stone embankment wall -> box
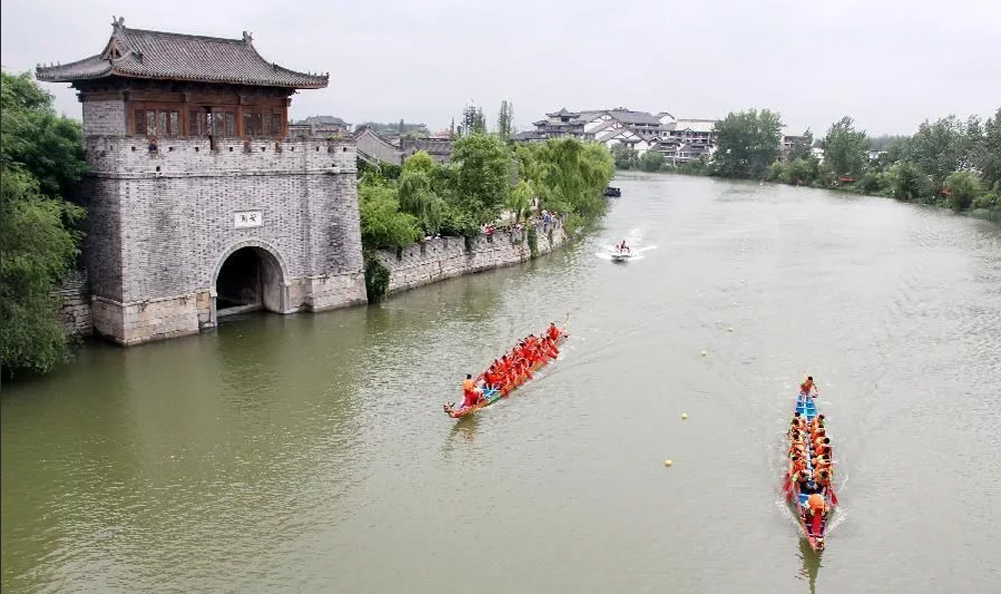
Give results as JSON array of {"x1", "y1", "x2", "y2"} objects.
[
  {"x1": 58, "y1": 271, "x2": 92, "y2": 337},
  {"x1": 375, "y1": 220, "x2": 568, "y2": 295}
]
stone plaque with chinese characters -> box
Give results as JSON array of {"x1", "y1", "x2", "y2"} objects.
[{"x1": 234, "y1": 210, "x2": 263, "y2": 228}]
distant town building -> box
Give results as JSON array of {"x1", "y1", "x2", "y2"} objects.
[
  {"x1": 519, "y1": 106, "x2": 718, "y2": 162},
  {"x1": 287, "y1": 115, "x2": 351, "y2": 138},
  {"x1": 530, "y1": 108, "x2": 591, "y2": 139},
  {"x1": 400, "y1": 136, "x2": 453, "y2": 163},
  {"x1": 781, "y1": 128, "x2": 809, "y2": 155},
  {"x1": 353, "y1": 126, "x2": 403, "y2": 165}
]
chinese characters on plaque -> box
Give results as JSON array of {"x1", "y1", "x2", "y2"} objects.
[{"x1": 233, "y1": 210, "x2": 264, "y2": 229}]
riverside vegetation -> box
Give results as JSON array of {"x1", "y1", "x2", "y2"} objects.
[
  {"x1": 614, "y1": 107, "x2": 1001, "y2": 221},
  {"x1": 1, "y1": 72, "x2": 88, "y2": 377},
  {"x1": 357, "y1": 102, "x2": 614, "y2": 302}
]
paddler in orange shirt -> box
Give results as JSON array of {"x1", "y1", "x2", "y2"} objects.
[
  {"x1": 461, "y1": 374, "x2": 483, "y2": 409},
  {"x1": 806, "y1": 493, "x2": 826, "y2": 534},
  {"x1": 547, "y1": 322, "x2": 560, "y2": 341}
]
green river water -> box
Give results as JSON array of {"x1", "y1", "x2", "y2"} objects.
[{"x1": 3, "y1": 172, "x2": 1000, "y2": 593}]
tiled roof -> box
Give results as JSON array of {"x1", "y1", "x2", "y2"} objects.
[
  {"x1": 545, "y1": 107, "x2": 580, "y2": 117},
  {"x1": 35, "y1": 18, "x2": 327, "y2": 89},
  {"x1": 672, "y1": 119, "x2": 718, "y2": 133},
  {"x1": 300, "y1": 116, "x2": 347, "y2": 125}
]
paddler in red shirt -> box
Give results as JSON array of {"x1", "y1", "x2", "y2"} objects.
[{"x1": 547, "y1": 323, "x2": 560, "y2": 341}]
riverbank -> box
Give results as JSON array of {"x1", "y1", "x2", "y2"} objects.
[{"x1": 375, "y1": 219, "x2": 567, "y2": 296}]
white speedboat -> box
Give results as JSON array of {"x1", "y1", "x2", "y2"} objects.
[{"x1": 611, "y1": 249, "x2": 633, "y2": 262}]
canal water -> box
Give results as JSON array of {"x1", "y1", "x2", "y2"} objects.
[{"x1": 3, "y1": 173, "x2": 1000, "y2": 593}]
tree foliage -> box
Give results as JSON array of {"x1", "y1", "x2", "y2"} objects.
[
  {"x1": 1, "y1": 72, "x2": 88, "y2": 201},
  {"x1": 1, "y1": 167, "x2": 86, "y2": 375},
  {"x1": 358, "y1": 182, "x2": 421, "y2": 248},
  {"x1": 822, "y1": 116, "x2": 868, "y2": 178},
  {"x1": 497, "y1": 100, "x2": 514, "y2": 141},
  {"x1": 637, "y1": 150, "x2": 666, "y2": 172},
  {"x1": 1, "y1": 72, "x2": 89, "y2": 376},
  {"x1": 449, "y1": 133, "x2": 512, "y2": 225},
  {"x1": 712, "y1": 109, "x2": 783, "y2": 179},
  {"x1": 943, "y1": 171, "x2": 980, "y2": 212},
  {"x1": 611, "y1": 144, "x2": 638, "y2": 170},
  {"x1": 787, "y1": 129, "x2": 814, "y2": 162},
  {"x1": 977, "y1": 108, "x2": 1001, "y2": 190},
  {"x1": 458, "y1": 104, "x2": 487, "y2": 136},
  {"x1": 908, "y1": 115, "x2": 976, "y2": 186},
  {"x1": 517, "y1": 138, "x2": 614, "y2": 221}
]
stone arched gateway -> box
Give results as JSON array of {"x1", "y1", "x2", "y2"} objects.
[
  {"x1": 36, "y1": 22, "x2": 369, "y2": 346},
  {"x1": 212, "y1": 241, "x2": 290, "y2": 320}
]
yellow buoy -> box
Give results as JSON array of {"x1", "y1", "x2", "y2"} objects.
[
  {"x1": 664, "y1": 460, "x2": 673, "y2": 467},
  {"x1": 701, "y1": 350, "x2": 707, "y2": 357},
  {"x1": 681, "y1": 413, "x2": 688, "y2": 420},
  {"x1": 727, "y1": 326, "x2": 734, "y2": 332}
]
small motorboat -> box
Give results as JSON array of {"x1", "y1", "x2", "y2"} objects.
[
  {"x1": 611, "y1": 248, "x2": 633, "y2": 262},
  {"x1": 604, "y1": 186, "x2": 622, "y2": 198}
]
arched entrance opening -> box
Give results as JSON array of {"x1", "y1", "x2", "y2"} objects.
[{"x1": 215, "y1": 246, "x2": 285, "y2": 317}]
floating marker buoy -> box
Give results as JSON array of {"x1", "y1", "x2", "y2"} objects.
[
  {"x1": 681, "y1": 413, "x2": 688, "y2": 420},
  {"x1": 664, "y1": 460, "x2": 673, "y2": 467},
  {"x1": 727, "y1": 327, "x2": 734, "y2": 332},
  {"x1": 701, "y1": 350, "x2": 707, "y2": 357}
]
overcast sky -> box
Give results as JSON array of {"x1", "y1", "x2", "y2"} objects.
[{"x1": 2, "y1": 0, "x2": 999, "y2": 136}]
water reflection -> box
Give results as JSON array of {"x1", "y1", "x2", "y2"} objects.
[
  {"x1": 797, "y1": 537, "x2": 822, "y2": 594},
  {"x1": 443, "y1": 415, "x2": 480, "y2": 455}
]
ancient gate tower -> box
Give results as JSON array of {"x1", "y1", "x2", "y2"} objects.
[{"x1": 37, "y1": 18, "x2": 366, "y2": 345}]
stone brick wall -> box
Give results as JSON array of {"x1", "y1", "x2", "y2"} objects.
[
  {"x1": 375, "y1": 220, "x2": 568, "y2": 295},
  {"x1": 82, "y1": 100, "x2": 127, "y2": 136},
  {"x1": 57, "y1": 270, "x2": 92, "y2": 337},
  {"x1": 83, "y1": 136, "x2": 366, "y2": 345}
]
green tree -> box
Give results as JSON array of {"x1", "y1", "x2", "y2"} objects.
[
  {"x1": 518, "y1": 138, "x2": 613, "y2": 221},
  {"x1": 1, "y1": 72, "x2": 89, "y2": 376},
  {"x1": 357, "y1": 183, "x2": 421, "y2": 248},
  {"x1": 908, "y1": 115, "x2": 974, "y2": 187},
  {"x1": 977, "y1": 107, "x2": 1001, "y2": 189},
  {"x1": 448, "y1": 133, "x2": 511, "y2": 226},
  {"x1": 458, "y1": 104, "x2": 487, "y2": 136},
  {"x1": 611, "y1": 144, "x2": 638, "y2": 170},
  {"x1": 888, "y1": 161, "x2": 930, "y2": 202},
  {"x1": 497, "y1": 100, "x2": 514, "y2": 141},
  {"x1": 1, "y1": 72, "x2": 88, "y2": 200},
  {"x1": 767, "y1": 160, "x2": 791, "y2": 184},
  {"x1": 1, "y1": 167, "x2": 86, "y2": 375},
  {"x1": 712, "y1": 109, "x2": 783, "y2": 179},
  {"x1": 822, "y1": 116, "x2": 868, "y2": 179},
  {"x1": 789, "y1": 157, "x2": 819, "y2": 185},
  {"x1": 943, "y1": 171, "x2": 981, "y2": 211},
  {"x1": 506, "y1": 179, "x2": 533, "y2": 222},
  {"x1": 637, "y1": 150, "x2": 665, "y2": 172},
  {"x1": 788, "y1": 129, "x2": 814, "y2": 162},
  {"x1": 398, "y1": 151, "x2": 446, "y2": 236}
]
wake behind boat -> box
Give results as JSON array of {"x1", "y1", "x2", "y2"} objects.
[
  {"x1": 782, "y1": 383, "x2": 838, "y2": 552},
  {"x1": 443, "y1": 320, "x2": 568, "y2": 419}
]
